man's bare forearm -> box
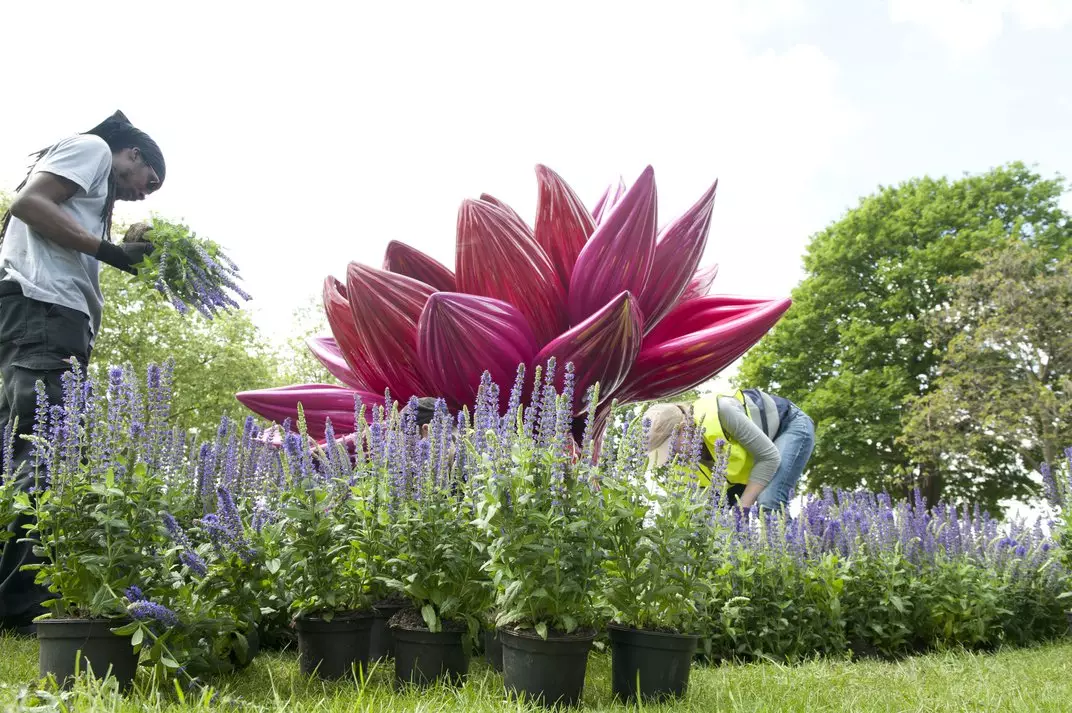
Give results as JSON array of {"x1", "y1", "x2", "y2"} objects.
[{"x1": 10, "y1": 193, "x2": 103, "y2": 256}]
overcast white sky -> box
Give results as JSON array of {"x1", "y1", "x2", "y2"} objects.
[{"x1": 2, "y1": 0, "x2": 1071, "y2": 362}]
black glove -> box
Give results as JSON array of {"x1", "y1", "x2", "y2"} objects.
[{"x1": 96, "y1": 240, "x2": 154, "y2": 275}]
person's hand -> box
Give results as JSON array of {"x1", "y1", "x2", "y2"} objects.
[{"x1": 121, "y1": 241, "x2": 155, "y2": 267}]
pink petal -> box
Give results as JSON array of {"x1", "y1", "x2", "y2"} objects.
[
  {"x1": 613, "y1": 297, "x2": 792, "y2": 402},
  {"x1": 590, "y1": 185, "x2": 611, "y2": 223},
  {"x1": 307, "y1": 334, "x2": 369, "y2": 391},
  {"x1": 418, "y1": 292, "x2": 539, "y2": 410},
  {"x1": 533, "y1": 165, "x2": 596, "y2": 287},
  {"x1": 382, "y1": 240, "x2": 456, "y2": 292},
  {"x1": 592, "y1": 176, "x2": 627, "y2": 225},
  {"x1": 568, "y1": 166, "x2": 657, "y2": 326},
  {"x1": 455, "y1": 198, "x2": 568, "y2": 346},
  {"x1": 532, "y1": 291, "x2": 642, "y2": 414},
  {"x1": 480, "y1": 193, "x2": 532, "y2": 235},
  {"x1": 639, "y1": 180, "x2": 718, "y2": 334},
  {"x1": 347, "y1": 263, "x2": 436, "y2": 402},
  {"x1": 236, "y1": 384, "x2": 385, "y2": 441},
  {"x1": 644, "y1": 295, "x2": 771, "y2": 347},
  {"x1": 679, "y1": 264, "x2": 719, "y2": 303},
  {"x1": 323, "y1": 276, "x2": 390, "y2": 395}
]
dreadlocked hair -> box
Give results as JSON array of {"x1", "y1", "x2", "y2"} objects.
[{"x1": 1, "y1": 110, "x2": 163, "y2": 249}]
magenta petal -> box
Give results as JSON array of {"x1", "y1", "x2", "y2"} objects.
[
  {"x1": 590, "y1": 185, "x2": 611, "y2": 223},
  {"x1": 382, "y1": 240, "x2": 456, "y2": 292},
  {"x1": 323, "y1": 276, "x2": 390, "y2": 395},
  {"x1": 568, "y1": 166, "x2": 657, "y2": 326},
  {"x1": 418, "y1": 292, "x2": 539, "y2": 410},
  {"x1": 307, "y1": 334, "x2": 368, "y2": 391},
  {"x1": 532, "y1": 291, "x2": 643, "y2": 414},
  {"x1": 456, "y1": 198, "x2": 568, "y2": 346},
  {"x1": 534, "y1": 165, "x2": 596, "y2": 287},
  {"x1": 235, "y1": 384, "x2": 385, "y2": 441},
  {"x1": 679, "y1": 264, "x2": 719, "y2": 304},
  {"x1": 347, "y1": 264, "x2": 436, "y2": 403},
  {"x1": 614, "y1": 297, "x2": 792, "y2": 402},
  {"x1": 592, "y1": 176, "x2": 627, "y2": 225},
  {"x1": 639, "y1": 180, "x2": 718, "y2": 334},
  {"x1": 644, "y1": 295, "x2": 773, "y2": 347},
  {"x1": 479, "y1": 193, "x2": 532, "y2": 236}
]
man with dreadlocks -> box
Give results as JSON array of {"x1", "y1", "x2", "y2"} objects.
[{"x1": 0, "y1": 110, "x2": 165, "y2": 635}]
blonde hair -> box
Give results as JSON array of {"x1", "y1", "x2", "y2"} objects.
[{"x1": 642, "y1": 403, "x2": 691, "y2": 453}]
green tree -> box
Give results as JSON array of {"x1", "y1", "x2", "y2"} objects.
[
  {"x1": 273, "y1": 291, "x2": 337, "y2": 386},
  {"x1": 736, "y1": 162, "x2": 1072, "y2": 505},
  {"x1": 901, "y1": 241, "x2": 1072, "y2": 508},
  {"x1": 92, "y1": 265, "x2": 280, "y2": 435}
]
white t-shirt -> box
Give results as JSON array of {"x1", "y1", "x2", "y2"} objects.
[{"x1": 0, "y1": 134, "x2": 112, "y2": 341}]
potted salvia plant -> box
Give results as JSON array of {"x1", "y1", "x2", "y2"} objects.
[
  {"x1": 374, "y1": 398, "x2": 494, "y2": 687},
  {"x1": 19, "y1": 363, "x2": 179, "y2": 690},
  {"x1": 278, "y1": 412, "x2": 375, "y2": 680},
  {"x1": 601, "y1": 411, "x2": 715, "y2": 701},
  {"x1": 345, "y1": 401, "x2": 408, "y2": 663},
  {"x1": 475, "y1": 361, "x2": 607, "y2": 707}
]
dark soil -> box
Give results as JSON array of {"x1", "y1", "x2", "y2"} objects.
[
  {"x1": 388, "y1": 607, "x2": 467, "y2": 632},
  {"x1": 501, "y1": 624, "x2": 598, "y2": 640},
  {"x1": 609, "y1": 621, "x2": 688, "y2": 635}
]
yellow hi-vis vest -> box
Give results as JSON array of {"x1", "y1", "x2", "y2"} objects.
[{"x1": 693, "y1": 391, "x2": 754, "y2": 487}]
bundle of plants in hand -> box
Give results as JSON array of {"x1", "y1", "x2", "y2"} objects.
[{"x1": 124, "y1": 217, "x2": 250, "y2": 319}]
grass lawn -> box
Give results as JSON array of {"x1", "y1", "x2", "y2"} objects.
[{"x1": 3, "y1": 634, "x2": 1072, "y2": 712}]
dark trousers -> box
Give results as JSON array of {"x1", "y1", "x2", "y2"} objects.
[{"x1": 0, "y1": 282, "x2": 92, "y2": 623}]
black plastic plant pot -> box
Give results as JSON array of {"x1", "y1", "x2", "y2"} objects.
[
  {"x1": 608, "y1": 623, "x2": 699, "y2": 702},
  {"x1": 484, "y1": 627, "x2": 503, "y2": 672},
  {"x1": 295, "y1": 611, "x2": 374, "y2": 680},
  {"x1": 391, "y1": 626, "x2": 469, "y2": 687},
  {"x1": 37, "y1": 618, "x2": 139, "y2": 690},
  {"x1": 500, "y1": 627, "x2": 596, "y2": 708},
  {"x1": 369, "y1": 601, "x2": 406, "y2": 661}
]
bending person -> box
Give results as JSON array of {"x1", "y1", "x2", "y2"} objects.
[{"x1": 644, "y1": 388, "x2": 815, "y2": 510}]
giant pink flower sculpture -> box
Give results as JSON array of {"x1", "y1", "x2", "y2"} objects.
[{"x1": 236, "y1": 165, "x2": 791, "y2": 443}]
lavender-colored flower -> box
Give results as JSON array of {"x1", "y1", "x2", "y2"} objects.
[
  {"x1": 124, "y1": 585, "x2": 145, "y2": 602},
  {"x1": 128, "y1": 600, "x2": 180, "y2": 628},
  {"x1": 216, "y1": 486, "x2": 244, "y2": 539},
  {"x1": 181, "y1": 550, "x2": 209, "y2": 577}
]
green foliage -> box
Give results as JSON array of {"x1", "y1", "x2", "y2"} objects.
[
  {"x1": 92, "y1": 265, "x2": 278, "y2": 437},
  {"x1": 737, "y1": 162, "x2": 1072, "y2": 506},
  {"x1": 23, "y1": 460, "x2": 167, "y2": 620},
  {"x1": 280, "y1": 476, "x2": 371, "y2": 619},
  {"x1": 600, "y1": 418, "x2": 714, "y2": 633},
  {"x1": 902, "y1": 241, "x2": 1072, "y2": 507},
  {"x1": 475, "y1": 367, "x2": 606, "y2": 638}
]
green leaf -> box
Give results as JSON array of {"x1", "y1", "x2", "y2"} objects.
[
  {"x1": 131, "y1": 627, "x2": 144, "y2": 647},
  {"x1": 535, "y1": 621, "x2": 548, "y2": 640},
  {"x1": 421, "y1": 604, "x2": 439, "y2": 633}
]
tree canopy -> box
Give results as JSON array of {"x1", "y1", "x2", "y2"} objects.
[
  {"x1": 736, "y1": 162, "x2": 1072, "y2": 507},
  {"x1": 901, "y1": 241, "x2": 1072, "y2": 509}
]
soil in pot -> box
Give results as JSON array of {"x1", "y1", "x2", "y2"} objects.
[
  {"x1": 370, "y1": 599, "x2": 407, "y2": 661},
  {"x1": 483, "y1": 627, "x2": 503, "y2": 672},
  {"x1": 608, "y1": 623, "x2": 699, "y2": 701},
  {"x1": 295, "y1": 610, "x2": 374, "y2": 680},
  {"x1": 389, "y1": 608, "x2": 469, "y2": 687},
  {"x1": 500, "y1": 626, "x2": 597, "y2": 707},
  {"x1": 37, "y1": 618, "x2": 139, "y2": 690}
]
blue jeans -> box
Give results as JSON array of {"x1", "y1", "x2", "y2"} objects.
[{"x1": 756, "y1": 405, "x2": 815, "y2": 511}]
